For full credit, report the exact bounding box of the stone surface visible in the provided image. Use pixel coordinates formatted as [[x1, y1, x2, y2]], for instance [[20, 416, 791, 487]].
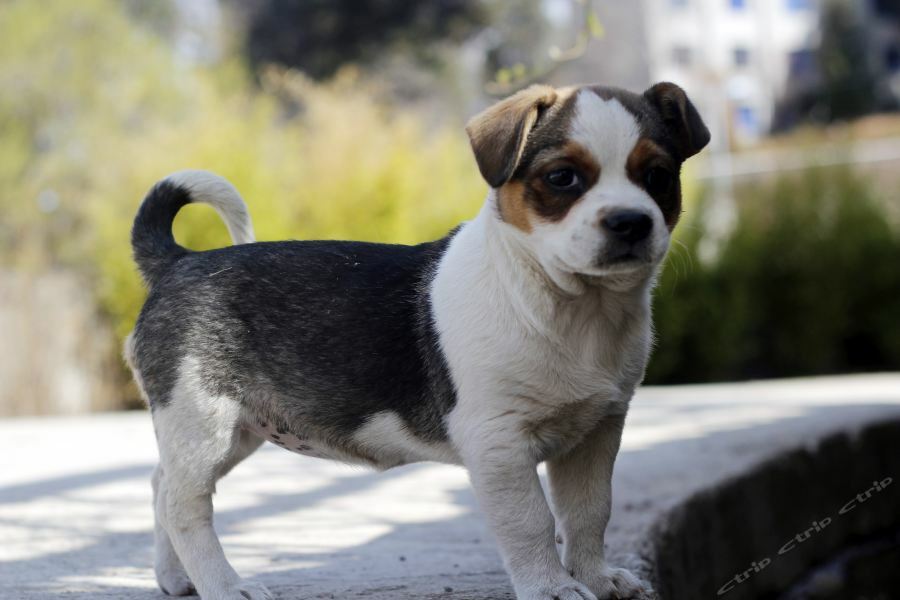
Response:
[[0, 373, 898, 599]]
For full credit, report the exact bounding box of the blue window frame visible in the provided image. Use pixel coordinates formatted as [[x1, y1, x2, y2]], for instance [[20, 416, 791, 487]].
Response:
[[786, 0, 813, 10], [736, 106, 758, 133], [672, 45, 693, 66], [730, 0, 747, 10], [886, 46, 900, 72], [789, 49, 816, 76]]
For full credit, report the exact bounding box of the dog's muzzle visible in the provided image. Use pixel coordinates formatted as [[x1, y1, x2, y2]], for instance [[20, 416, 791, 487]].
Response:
[[598, 209, 655, 265]]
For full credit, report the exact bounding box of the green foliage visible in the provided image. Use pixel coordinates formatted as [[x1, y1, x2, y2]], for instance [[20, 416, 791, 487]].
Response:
[[648, 167, 900, 383], [2, 0, 896, 396], [239, 0, 486, 80], [0, 0, 486, 344], [817, 0, 883, 120]]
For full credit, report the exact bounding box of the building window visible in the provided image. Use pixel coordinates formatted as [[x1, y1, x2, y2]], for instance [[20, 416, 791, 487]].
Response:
[[735, 106, 759, 133], [874, 0, 900, 19], [730, 0, 747, 10], [672, 45, 693, 66], [886, 45, 900, 73], [789, 49, 816, 76], [786, 0, 813, 10], [734, 47, 751, 67]]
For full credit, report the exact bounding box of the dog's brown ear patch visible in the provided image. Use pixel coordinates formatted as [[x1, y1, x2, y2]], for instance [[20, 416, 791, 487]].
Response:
[[466, 85, 558, 188], [644, 82, 710, 160]]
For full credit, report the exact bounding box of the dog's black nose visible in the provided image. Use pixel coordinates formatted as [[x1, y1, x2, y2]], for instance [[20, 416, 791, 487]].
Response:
[[602, 211, 653, 244]]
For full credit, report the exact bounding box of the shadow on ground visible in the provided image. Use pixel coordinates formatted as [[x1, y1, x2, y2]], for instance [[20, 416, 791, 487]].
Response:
[[1, 401, 898, 599]]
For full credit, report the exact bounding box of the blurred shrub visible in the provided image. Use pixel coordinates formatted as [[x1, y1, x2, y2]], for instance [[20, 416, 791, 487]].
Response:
[[236, 0, 485, 80], [2, 0, 897, 402], [648, 167, 900, 384], [0, 0, 485, 348]]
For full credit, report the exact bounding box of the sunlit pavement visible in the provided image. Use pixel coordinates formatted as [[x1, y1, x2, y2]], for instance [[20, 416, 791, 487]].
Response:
[[1, 374, 898, 599]]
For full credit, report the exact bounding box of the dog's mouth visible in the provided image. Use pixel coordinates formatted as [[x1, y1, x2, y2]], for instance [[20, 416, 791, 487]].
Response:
[[594, 249, 657, 272], [606, 251, 642, 264], [548, 245, 665, 292], [563, 245, 666, 287]]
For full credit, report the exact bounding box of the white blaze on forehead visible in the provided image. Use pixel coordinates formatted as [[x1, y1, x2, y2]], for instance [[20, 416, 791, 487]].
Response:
[[569, 91, 641, 180], [527, 90, 668, 283]]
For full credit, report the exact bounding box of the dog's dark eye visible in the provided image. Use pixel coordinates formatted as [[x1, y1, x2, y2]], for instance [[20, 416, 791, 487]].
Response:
[[645, 167, 673, 195], [544, 168, 580, 191]]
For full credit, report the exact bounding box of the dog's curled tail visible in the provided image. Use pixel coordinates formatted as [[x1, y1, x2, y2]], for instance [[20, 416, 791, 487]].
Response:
[[131, 170, 255, 287]]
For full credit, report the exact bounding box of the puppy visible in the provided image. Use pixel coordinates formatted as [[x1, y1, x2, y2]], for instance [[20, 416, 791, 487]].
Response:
[[126, 82, 709, 600]]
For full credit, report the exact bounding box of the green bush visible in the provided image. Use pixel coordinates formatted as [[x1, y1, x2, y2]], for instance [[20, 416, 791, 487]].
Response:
[[3, 0, 896, 399], [648, 167, 900, 384], [0, 0, 485, 345]]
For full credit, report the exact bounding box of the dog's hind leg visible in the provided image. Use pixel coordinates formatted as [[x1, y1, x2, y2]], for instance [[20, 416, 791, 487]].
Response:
[[152, 430, 263, 596], [151, 362, 270, 600], [152, 464, 193, 596]]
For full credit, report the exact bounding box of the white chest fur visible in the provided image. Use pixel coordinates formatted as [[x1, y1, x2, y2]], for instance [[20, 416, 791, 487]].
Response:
[[433, 207, 654, 461]]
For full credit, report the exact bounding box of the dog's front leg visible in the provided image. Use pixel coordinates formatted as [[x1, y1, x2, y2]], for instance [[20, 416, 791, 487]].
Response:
[[461, 430, 598, 600], [546, 414, 650, 599]]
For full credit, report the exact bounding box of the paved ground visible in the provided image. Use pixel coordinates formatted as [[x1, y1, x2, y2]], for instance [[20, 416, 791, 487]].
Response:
[[1, 374, 899, 599]]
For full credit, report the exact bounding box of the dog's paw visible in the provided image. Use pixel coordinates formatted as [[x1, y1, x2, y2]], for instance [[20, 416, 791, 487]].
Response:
[[233, 580, 275, 600], [580, 566, 653, 600], [515, 575, 599, 600], [155, 562, 194, 596], [197, 579, 274, 600]]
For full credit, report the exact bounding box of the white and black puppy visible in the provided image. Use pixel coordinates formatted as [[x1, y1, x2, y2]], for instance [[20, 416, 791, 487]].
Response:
[[126, 82, 709, 600]]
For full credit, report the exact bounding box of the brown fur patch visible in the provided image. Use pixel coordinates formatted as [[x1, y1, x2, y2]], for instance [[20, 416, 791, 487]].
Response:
[[497, 181, 533, 233], [466, 85, 558, 188], [626, 138, 682, 229], [525, 140, 602, 222], [496, 139, 601, 230], [557, 140, 601, 188]]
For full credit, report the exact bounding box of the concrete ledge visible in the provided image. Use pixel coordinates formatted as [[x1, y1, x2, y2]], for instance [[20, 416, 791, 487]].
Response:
[[0, 374, 898, 599], [649, 419, 900, 599]]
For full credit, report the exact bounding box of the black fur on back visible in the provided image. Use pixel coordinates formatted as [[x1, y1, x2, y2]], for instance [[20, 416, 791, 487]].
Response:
[[130, 224, 461, 445]]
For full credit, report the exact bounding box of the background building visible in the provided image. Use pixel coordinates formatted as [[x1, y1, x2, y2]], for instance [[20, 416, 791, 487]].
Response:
[[1, 0, 898, 415], [643, 0, 821, 148], [551, 0, 900, 150]]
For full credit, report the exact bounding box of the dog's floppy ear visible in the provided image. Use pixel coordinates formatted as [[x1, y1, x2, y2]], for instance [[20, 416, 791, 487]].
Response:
[[644, 82, 710, 160], [466, 85, 558, 188]]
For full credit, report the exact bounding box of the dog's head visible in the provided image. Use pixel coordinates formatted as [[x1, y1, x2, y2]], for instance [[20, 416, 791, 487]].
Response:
[[466, 83, 709, 289]]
